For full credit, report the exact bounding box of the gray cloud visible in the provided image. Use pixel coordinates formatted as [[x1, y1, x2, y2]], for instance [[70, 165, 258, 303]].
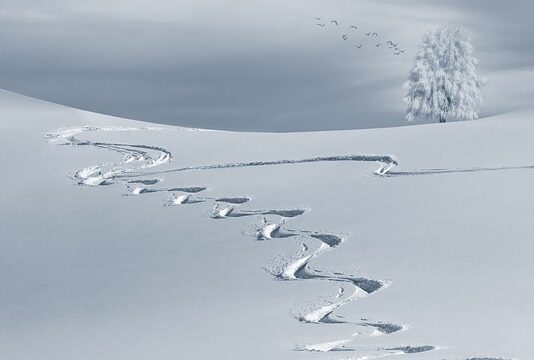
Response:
[[0, 0, 533, 131]]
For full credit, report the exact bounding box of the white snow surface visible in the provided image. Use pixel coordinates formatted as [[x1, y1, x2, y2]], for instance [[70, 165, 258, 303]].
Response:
[[1, 89, 532, 359]]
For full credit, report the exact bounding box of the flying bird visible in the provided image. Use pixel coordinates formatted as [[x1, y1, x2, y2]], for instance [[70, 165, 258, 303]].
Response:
[[365, 32, 372, 36], [349, 25, 358, 30], [372, 32, 378, 36], [398, 49, 406, 53], [342, 34, 348, 40], [315, 17, 322, 20], [331, 20, 338, 25], [316, 23, 326, 27], [355, 44, 363, 48]]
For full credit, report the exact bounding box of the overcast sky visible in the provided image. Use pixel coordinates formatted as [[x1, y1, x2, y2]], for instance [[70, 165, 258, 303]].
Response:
[[1, 0, 533, 131]]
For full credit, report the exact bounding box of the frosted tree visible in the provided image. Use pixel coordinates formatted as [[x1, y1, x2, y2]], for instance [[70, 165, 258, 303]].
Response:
[[404, 26, 485, 123]]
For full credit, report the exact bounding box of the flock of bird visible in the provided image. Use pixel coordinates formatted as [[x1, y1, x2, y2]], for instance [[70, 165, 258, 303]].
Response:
[[314, 17, 406, 55]]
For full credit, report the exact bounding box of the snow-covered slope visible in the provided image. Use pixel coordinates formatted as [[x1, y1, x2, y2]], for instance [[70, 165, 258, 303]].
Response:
[[1, 89, 532, 360]]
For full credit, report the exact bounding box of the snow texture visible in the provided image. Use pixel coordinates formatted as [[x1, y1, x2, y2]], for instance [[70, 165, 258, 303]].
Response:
[[0, 89, 528, 360]]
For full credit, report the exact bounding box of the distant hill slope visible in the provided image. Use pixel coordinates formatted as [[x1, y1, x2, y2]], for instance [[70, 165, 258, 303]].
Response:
[[0, 89, 531, 360]]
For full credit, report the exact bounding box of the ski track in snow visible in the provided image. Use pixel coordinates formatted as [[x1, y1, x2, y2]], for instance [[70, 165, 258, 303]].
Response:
[[130, 154, 399, 178], [45, 126, 176, 186], [385, 165, 534, 177], [46, 126, 515, 360]]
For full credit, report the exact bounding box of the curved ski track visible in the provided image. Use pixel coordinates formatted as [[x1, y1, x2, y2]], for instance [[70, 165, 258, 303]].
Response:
[[46, 126, 514, 360], [46, 126, 174, 186]]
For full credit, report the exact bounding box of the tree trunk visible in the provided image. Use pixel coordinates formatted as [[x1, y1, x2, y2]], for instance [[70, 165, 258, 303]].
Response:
[[439, 115, 446, 123]]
